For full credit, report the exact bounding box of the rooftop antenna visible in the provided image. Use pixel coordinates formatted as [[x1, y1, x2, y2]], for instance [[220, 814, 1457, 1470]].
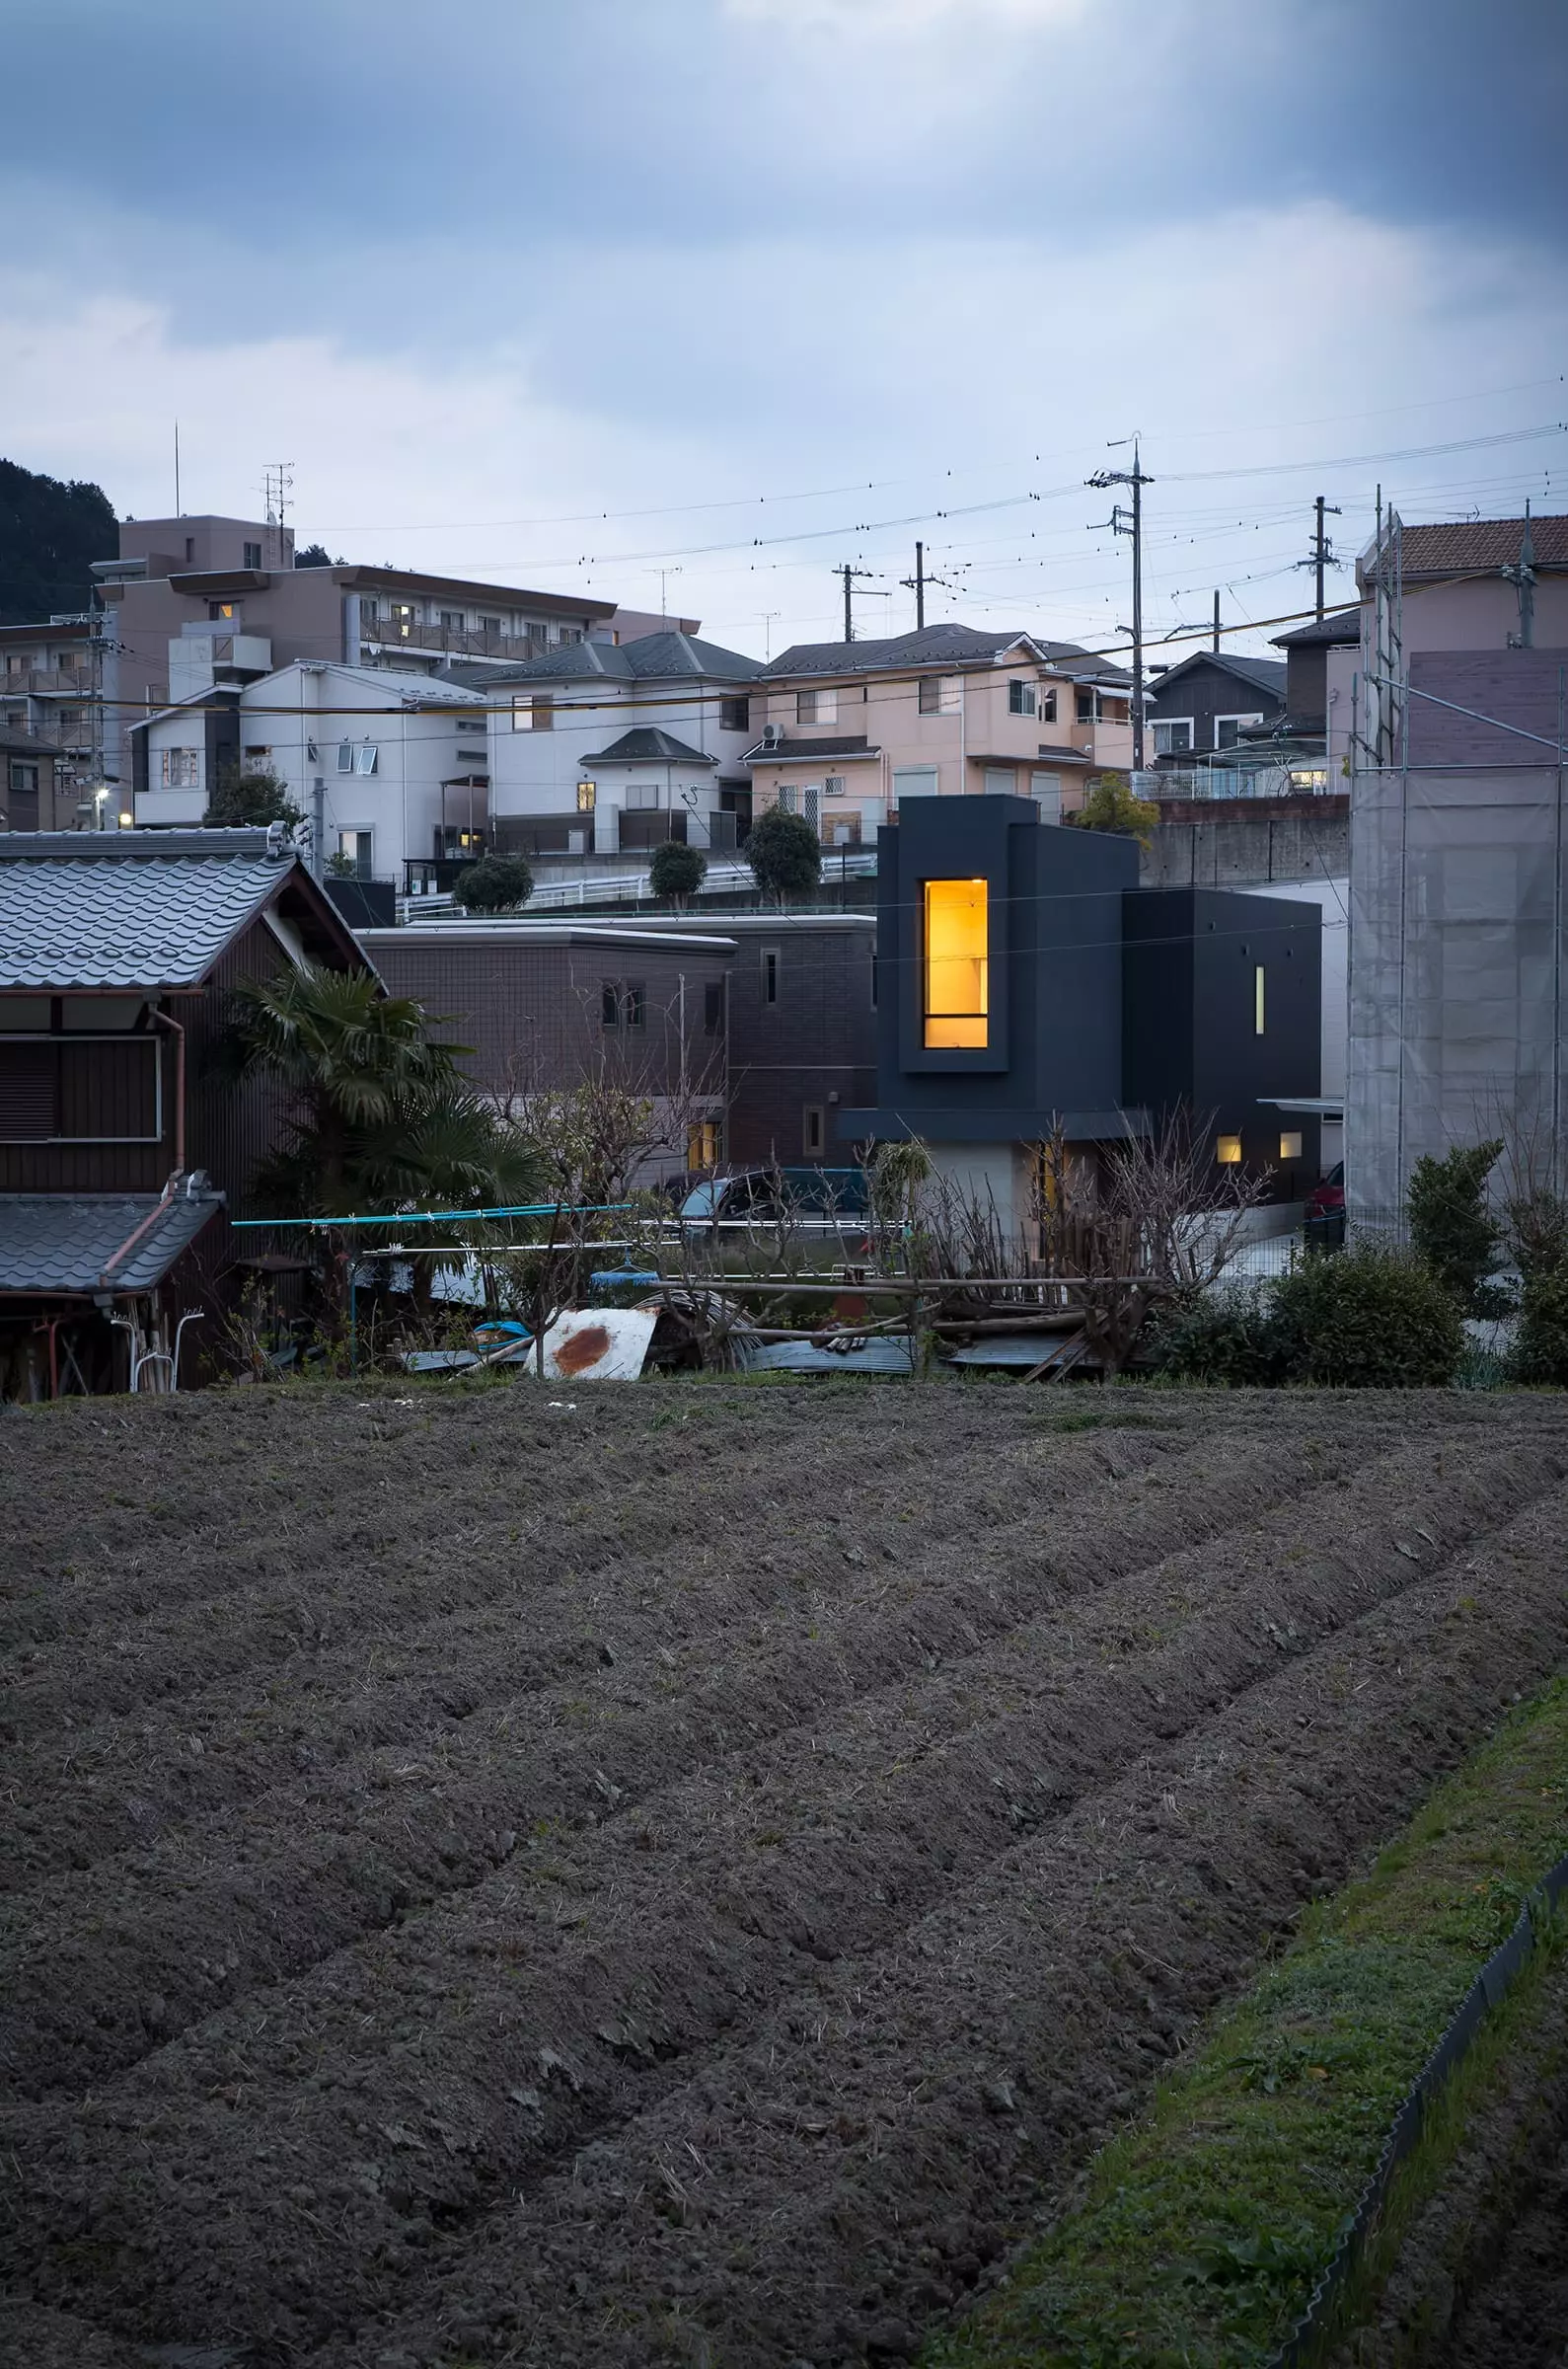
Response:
[[174, 420, 182, 517], [649, 565, 683, 621], [261, 462, 294, 569], [755, 610, 783, 660]]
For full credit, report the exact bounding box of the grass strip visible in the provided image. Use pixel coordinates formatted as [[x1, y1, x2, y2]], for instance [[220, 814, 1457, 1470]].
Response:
[[926, 1677, 1568, 2369]]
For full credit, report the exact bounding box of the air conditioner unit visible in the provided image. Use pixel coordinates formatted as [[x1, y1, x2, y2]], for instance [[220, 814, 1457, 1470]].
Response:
[[761, 724, 784, 748]]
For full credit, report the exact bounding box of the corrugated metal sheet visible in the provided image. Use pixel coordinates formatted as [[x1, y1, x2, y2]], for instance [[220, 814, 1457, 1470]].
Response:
[[738, 1336, 914, 1376]]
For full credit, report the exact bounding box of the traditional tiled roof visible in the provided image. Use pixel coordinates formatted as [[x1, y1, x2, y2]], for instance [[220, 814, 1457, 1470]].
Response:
[[1271, 611, 1361, 648], [0, 830, 297, 988], [578, 726, 715, 765], [0, 1189, 222, 1293], [763, 622, 1132, 686], [1363, 514, 1568, 583]]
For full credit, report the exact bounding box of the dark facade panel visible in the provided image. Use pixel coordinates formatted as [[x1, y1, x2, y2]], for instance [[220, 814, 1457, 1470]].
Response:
[[1146, 655, 1287, 753], [722, 921, 877, 1165]]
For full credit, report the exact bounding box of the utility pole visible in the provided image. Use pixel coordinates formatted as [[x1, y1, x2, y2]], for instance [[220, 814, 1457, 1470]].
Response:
[[899, 539, 961, 631], [1087, 437, 1153, 772], [1504, 500, 1536, 650], [1294, 493, 1343, 623], [837, 564, 883, 643], [1212, 589, 1221, 652]]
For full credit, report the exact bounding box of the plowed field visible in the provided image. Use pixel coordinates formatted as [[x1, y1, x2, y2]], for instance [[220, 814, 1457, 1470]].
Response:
[[3, 1383, 1568, 2369]]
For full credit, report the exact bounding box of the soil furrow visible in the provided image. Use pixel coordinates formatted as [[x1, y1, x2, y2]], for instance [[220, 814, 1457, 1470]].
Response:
[[1, 1437, 1557, 2361], [319, 1483, 1568, 2369], [3, 1428, 1356, 2093]]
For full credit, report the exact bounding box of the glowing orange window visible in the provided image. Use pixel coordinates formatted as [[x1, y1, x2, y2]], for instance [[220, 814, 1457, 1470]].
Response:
[[924, 878, 989, 1048]]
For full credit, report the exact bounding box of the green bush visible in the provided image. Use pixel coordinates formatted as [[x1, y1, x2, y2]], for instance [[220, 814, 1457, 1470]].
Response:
[[746, 805, 822, 903], [1269, 1243, 1465, 1388], [647, 839, 708, 904], [1511, 1261, 1568, 1385], [1146, 1287, 1288, 1385], [453, 854, 534, 913], [1406, 1140, 1502, 1314]]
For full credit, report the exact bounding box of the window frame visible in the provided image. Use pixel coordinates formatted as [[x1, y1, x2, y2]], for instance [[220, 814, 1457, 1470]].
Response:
[[923, 877, 989, 1051], [1007, 678, 1037, 718], [802, 1104, 826, 1160], [1152, 717, 1195, 756], [796, 686, 838, 726], [1215, 712, 1264, 750]]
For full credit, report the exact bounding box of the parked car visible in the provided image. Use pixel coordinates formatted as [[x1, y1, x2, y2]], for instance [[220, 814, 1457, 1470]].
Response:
[[1305, 1161, 1345, 1250], [677, 1166, 871, 1233]]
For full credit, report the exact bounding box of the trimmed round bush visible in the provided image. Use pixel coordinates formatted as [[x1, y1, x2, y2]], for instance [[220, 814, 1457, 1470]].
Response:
[[1268, 1242, 1464, 1388], [453, 854, 534, 913], [747, 805, 822, 903], [648, 840, 708, 903]]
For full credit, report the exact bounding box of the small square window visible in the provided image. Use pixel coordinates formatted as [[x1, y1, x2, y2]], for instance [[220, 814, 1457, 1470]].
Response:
[[796, 687, 837, 726], [1279, 1130, 1304, 1162], [356, 743, 379, 775], [720, 696, 750, 732], [1216, 1135, 1242, 1166]]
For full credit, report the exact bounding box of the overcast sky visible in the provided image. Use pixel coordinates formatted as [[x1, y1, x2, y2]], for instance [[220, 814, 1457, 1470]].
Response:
[[3, 0, 1564, 658]]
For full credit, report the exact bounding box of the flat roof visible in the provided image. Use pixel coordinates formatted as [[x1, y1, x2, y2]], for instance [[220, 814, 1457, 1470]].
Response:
[[358, 922, 739, 953]]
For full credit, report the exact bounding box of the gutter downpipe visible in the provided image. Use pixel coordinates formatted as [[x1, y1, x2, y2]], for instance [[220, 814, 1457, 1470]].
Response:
[[98, 1175, 181, 1293], [149, 1006, 187, 1174]]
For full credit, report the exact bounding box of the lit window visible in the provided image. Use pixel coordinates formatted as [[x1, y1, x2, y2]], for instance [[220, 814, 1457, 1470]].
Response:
[[1216, 1135, 1242, 1166], [688, 1119, 719, 1168], [924, 878, 988, 1049], [1279, 1131, 1304, 1161], [1007, 679, 1036, 717], [1255, 964, 1266, 1034], [576, 780, 596, 811]]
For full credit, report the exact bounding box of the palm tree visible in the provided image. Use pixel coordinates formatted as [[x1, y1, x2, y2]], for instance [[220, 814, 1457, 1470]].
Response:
[[215, 964, 536, 1215]]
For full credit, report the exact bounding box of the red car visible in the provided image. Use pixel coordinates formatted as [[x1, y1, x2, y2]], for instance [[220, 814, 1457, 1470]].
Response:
[[1306, 1162, 1344, 1218]]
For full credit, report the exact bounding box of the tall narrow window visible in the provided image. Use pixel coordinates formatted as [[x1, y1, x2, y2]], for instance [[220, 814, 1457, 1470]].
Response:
[[924, 879, 988, 1049], [1255, 964, 1266, 1034], [763, 949, 779, 1006], [802, 1105, 826, 1158], [1216, 1134, 1242, 1166]]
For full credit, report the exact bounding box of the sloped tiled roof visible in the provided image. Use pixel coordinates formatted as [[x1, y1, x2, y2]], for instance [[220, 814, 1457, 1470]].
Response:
[[742, 733, 878, 764], [1271, 611, 1361, 648], [763, 622, 1131, 685], [0, 1191, 222, 1293], [1147, 650, 1287, 703], [479, 630, 762, 687], [1364, 514, 1568, 582], [0, 831, 297, 988], [579, 727, 715, 765]]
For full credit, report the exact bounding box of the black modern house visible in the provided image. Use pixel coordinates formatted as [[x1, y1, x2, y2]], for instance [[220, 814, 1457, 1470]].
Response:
[[839, 795, 1320, 1234]]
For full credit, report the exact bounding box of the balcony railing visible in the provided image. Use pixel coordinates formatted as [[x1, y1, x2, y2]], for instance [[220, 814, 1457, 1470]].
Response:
[[358, 618, 550, 663], [1149, 762, 1336, 802], [0, 669, 89, 696]]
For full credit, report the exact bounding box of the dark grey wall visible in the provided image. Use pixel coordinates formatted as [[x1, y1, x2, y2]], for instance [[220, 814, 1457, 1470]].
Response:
[[722, 922, 877, 1165], [1408, 649, 1568, 764], [844, 796, 1136, 1141], [1146, 656, 1286, 752], [1122, 887, 1322, 1187]]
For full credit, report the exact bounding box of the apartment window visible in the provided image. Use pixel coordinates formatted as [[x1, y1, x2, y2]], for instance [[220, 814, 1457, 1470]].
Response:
[[1040, 687, 1057, 723], [1216, 1135, 1243, 1166], [1075, 687, 1095, 725], [243, 541, 262, 571], [983, 766, 1015, 797], [440, 610, 462, 631], [208, 601, 236, 621], [1153, 719, 1194, 756], [802, 1105, 826, 1159], [480, 615, 501, 636], [58, 710, 81, 734], [336, 741, 355, 772], [242, 744, 272, 774], [720, 695, 750, 732], [1255, 964, 1266, 1034], [626, 782, 659, 809], [389, 602, 416, 640], [892, 765, 938, 804], [337, 830, 373, 879], [1216, 713, 1263, 749], [0, 1037, 159, 1144], [184, 537, 195, 563], [763, 948, 780, 1006], [575, 780, 596, 811], [824, 774, 846, 797], [919, 673, 960, 716], [9, 760, 39, 796], [1279, 1130, 1304, 1162], [796, 686, 837, 725], [601, 982, 620, 1029], [688, 1119, 720, 1169], [55, 651, 77, 675], [703, 981, 724, 1033], [1007, 679, 1036, 718], [160, 747, 199, 788], [924, 878, 988, 1050], [512, 695, 553, 730]]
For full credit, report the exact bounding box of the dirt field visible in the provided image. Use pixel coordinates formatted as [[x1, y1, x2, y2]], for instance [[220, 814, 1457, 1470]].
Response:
[[4, 1381, 1568, 2369]]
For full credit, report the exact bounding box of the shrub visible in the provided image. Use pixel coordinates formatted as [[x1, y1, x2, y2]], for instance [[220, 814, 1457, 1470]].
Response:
[[1506, 1186, 1568, 1283], [453, 854, 533, 913], [1406, 1139, 1502, 1313], [1511, 1261, 1568, 1385], [205, 761, 301, 830], [1146, 1287, 1288, 1385], [747, 805, 821, 903], [648, 839, 708, 905], [1067, 772, 1158, 849], [1268, 1243, 1465, 1388]]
